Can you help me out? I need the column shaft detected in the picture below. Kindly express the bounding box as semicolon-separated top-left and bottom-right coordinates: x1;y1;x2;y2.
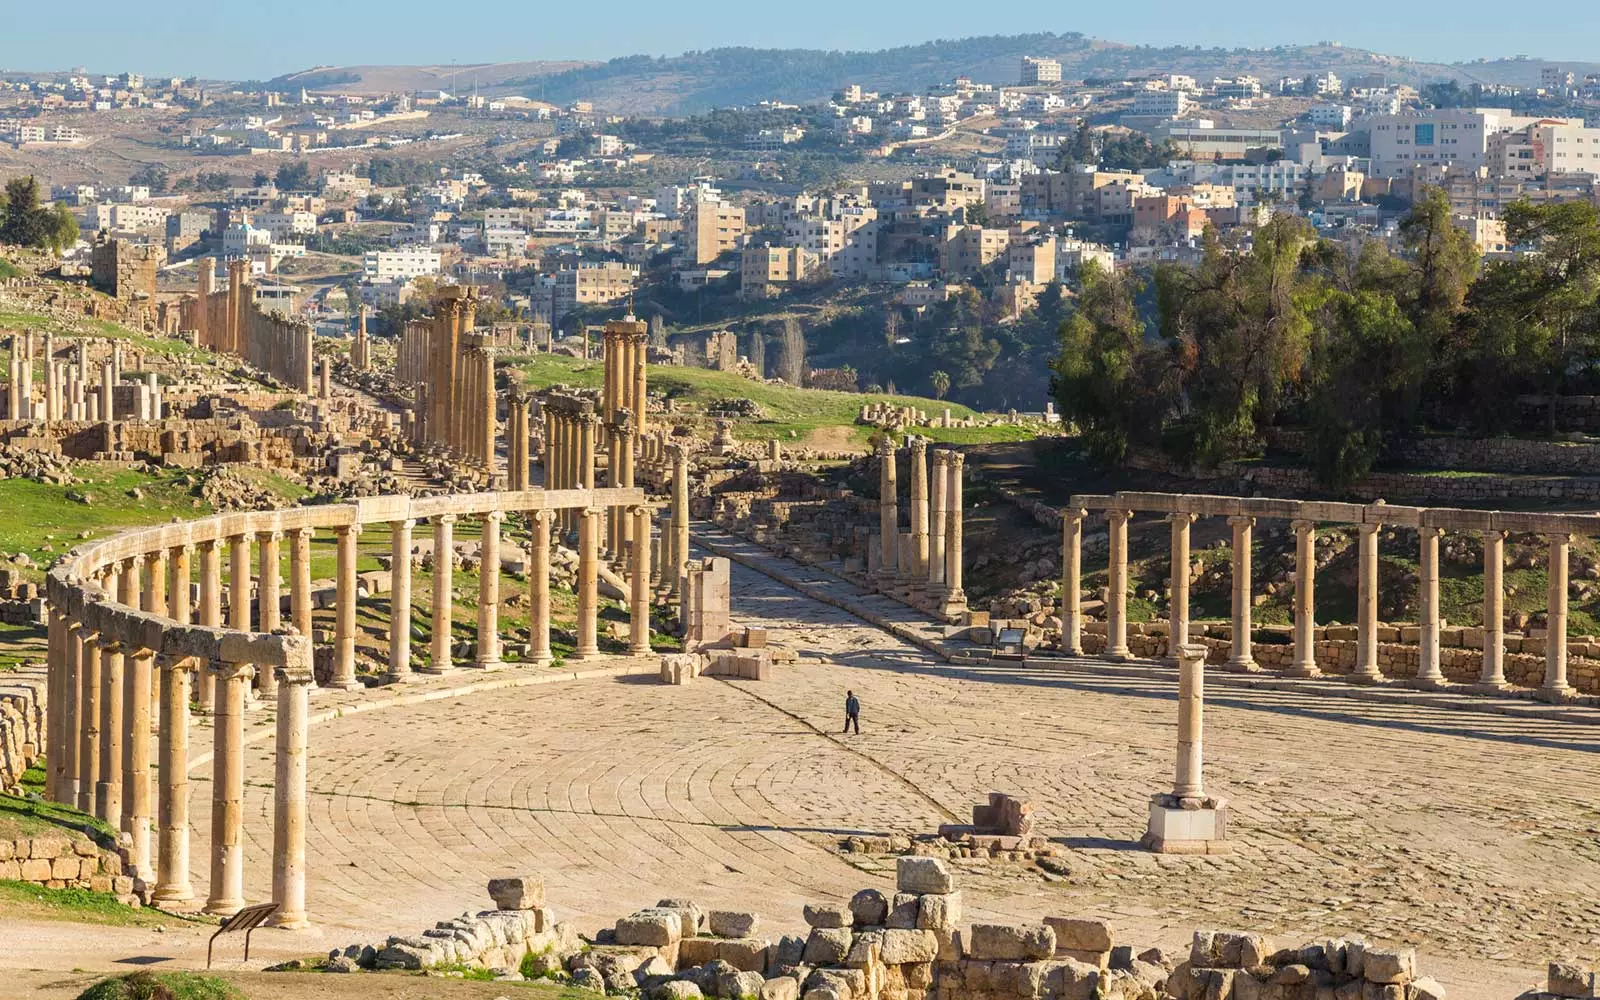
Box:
153;659;192;904
267;668;311;928
1352;524;1383;682
1226;516;1257;671
389;519;414;681
630;506;652;656
1289;520;1320;677
1061;509;1084;656
1416;527;1446;687
575;508;601;660
122;647;154;879
205;664;248;916
1479;530;1508;688
331;526;360;689
529;510;553;665
196;540;222;712
1105;511;1130;659
78;634;101;814
256;531;281;697
877;439;898;578
1543;533;1574;700
427;516;455;673
1168;514;1194;660
474;512;502;668
290;527;313;644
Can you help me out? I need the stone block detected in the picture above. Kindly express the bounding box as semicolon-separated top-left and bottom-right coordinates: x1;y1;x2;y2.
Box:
887;892;920;929
770;933;805;970
50;857;79;880
849;888;888;927
879;929;938;965
1362;949;1415;985
896;855;954;894
715;937;769;973
676;937;718;969
967;923;1056;962
1192;930;1270;970
1046;917;1113;954
487;875;545;911
1550;963;1599;999
803;902;851;929
708;910;759;938
844;929;880;966
760;976;800;1000
19;858;50;881
915;891;961;931
1411;977;1448;1000
657;898;705;935
803;927;852;965
29;837;65;859
616;908;683;947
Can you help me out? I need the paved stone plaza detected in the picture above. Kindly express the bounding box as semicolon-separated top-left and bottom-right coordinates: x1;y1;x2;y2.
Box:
177;550;1600;997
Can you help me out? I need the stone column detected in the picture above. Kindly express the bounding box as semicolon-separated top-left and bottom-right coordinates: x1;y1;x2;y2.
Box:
909;438;929;579
929;451;948;592
425;515;455;673
256;530;281;697
670;445;690;599
1172;643;1206;803
152;656;193;905
876;436;898;578
330;525;361;690
579;412;597;490
388;519;414;681
205;661;249;917
168;545;192;624
122;644;155;879
1225;516;1257;672
1543;533;1575;702
290;527;313;644
196;539;222;712
228;533;251;632
96;639;124;824
268;665;312;929
1416;526;1447;688
942;452;966;615
474;511;503;669
630;505;652;656
1061;507;1085;656
144;549;167;617
100;360;114;422
78;629;101;815
529;509;553;666
1478;530;1509;690
1105;510;1131;659
1168;513;1195;661
1351;523;1384;683
575;507;601;660
1288;519;1320;677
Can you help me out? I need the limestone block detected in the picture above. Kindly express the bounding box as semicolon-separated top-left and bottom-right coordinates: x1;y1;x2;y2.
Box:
723;970;765;998
1191;930;1269;970
896;856;954;894
879;929;939;965
760;976;801;1000
967;923;1056;962
487;875;545;911
19;858;50;881
714;937;769;973
887;892;920;929
1045;917;1113;954
677;937;719;969
30;837;66;859
657;898;706;935
845;929;880;966
617;908;684;947
50;857;79;880
850;888;888;927
1411;977;1448;1000
803;902;852;929
803;967;866;998
1362;949;1415;985
803;927;852;965
708;910;759;938
915;891;962;931
1549;963;1598;999
769;934;806;970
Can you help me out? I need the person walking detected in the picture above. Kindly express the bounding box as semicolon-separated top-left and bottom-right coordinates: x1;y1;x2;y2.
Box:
843;690;861;734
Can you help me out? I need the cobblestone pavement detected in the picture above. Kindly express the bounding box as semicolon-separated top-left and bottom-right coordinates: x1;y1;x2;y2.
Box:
160;534;1600;997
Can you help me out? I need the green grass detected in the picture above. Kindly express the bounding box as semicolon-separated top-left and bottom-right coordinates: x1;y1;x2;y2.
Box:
76;971;244;1000
0;260;19;280
0;880;185;929
0;791;117;843
0;308;209;362
508;353;1038;447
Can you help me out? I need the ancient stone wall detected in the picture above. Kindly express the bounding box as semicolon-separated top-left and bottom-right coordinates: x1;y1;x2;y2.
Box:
88;237;163;301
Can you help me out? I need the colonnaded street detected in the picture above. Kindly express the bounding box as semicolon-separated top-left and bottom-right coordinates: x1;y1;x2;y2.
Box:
143;545;1600;999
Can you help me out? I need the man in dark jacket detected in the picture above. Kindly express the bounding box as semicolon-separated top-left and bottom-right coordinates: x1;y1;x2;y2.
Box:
844;690;861;734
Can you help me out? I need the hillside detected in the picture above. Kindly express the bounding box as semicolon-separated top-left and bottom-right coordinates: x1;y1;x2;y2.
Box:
271;35;1600;115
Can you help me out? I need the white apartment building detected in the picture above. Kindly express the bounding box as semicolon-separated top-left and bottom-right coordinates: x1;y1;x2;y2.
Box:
222;223;272;257
1131;90;1190;118
94;203;167;233
1020;56;1062;86
783;206;879;278
1530;121;1600;176
363;246;442;281
1366;108;1545;178
254;211;317;239
1309;104;1353;129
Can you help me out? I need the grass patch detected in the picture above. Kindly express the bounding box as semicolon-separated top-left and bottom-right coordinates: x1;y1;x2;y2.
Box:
508;353;1034;447
0;791;117;843
0;308;208;361
0;880;185;929
76;971;244;1000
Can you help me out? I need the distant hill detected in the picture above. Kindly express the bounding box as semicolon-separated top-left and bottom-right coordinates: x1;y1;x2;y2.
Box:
259;34;1600;115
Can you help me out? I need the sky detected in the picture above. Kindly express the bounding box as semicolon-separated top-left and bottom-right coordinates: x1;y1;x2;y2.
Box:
2;0;1598;81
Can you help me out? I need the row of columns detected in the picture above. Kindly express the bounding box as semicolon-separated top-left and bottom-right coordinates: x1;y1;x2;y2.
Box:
7;333;139;422
1062;507;1576;701
544;394;598;534
875;436;966;617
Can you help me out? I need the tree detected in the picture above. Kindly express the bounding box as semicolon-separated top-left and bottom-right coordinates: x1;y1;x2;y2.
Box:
1305;290;1416;487
252;171;270;188
45;202;78;253
930;370;951;400
1051;261;1157;461
275;160;312;191
0;176;52;249
1395;185;1479;420
776;318;805;385
747;330;766;376
129;163;170;193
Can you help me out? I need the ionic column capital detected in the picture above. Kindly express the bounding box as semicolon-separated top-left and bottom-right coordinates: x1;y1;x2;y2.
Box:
290;526;315;540
256;528;283;542
210;660;255;681
1290;518;1317;533
1547;532;1574;545
1227;515;1254;528
1168;512;1198;525
528;508;552;526
483;510;506;525
392;517;416;531
196;536;222;553
1107;509;1133;525
273;665;315;687
334;523;362;538
1357;522;1382;536
1420;525;1445;539
1061;506;1087;523
434;513;457;526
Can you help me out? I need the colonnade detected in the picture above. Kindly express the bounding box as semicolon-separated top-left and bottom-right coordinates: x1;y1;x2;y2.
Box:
1061;491;1589;702
184;257;313;393
543;392;598;535
5;332;143;422
44;485;649;929
876;436;967;618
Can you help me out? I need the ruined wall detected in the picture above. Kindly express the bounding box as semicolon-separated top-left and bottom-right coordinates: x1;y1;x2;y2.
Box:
88;237;163;301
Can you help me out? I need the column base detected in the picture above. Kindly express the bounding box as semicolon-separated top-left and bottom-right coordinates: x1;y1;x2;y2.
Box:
204;898;245;918
1283;663;1321;678
1102;647;1131;662
1409;675;1450;691
629;645;652;658
527;653;554;667
571;649;602;662
1144;795;1231;855
415;664;454;675
1538;684;1578;704
323;678;362;691
1347;669;1387;685
265;912;311;930
151;886;199;909
383;670;412;684
1472;679;1512;694
1224;658;1261;674
470;659;504;671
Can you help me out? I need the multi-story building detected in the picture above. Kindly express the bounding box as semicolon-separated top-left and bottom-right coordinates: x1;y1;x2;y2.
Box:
1007;238;1056;284
1309;104;1353;130
939;225;1011;278
552;261;640;321
1366;108;1547;178
362;246;442;281
682;196;746;265
1131;90;1190;118
783;206;879;278
739;245;818;299
254;211;317;239
94;203;168;233
1020;57;1062;86
1155;123;1284;160
910;169;985;213
223;223;272;257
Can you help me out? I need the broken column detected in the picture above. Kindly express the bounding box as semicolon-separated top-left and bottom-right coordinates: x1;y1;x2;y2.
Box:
1143;643;1230;854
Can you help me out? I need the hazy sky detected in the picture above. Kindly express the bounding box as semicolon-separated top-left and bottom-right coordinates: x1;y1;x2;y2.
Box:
3;0;1597;80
